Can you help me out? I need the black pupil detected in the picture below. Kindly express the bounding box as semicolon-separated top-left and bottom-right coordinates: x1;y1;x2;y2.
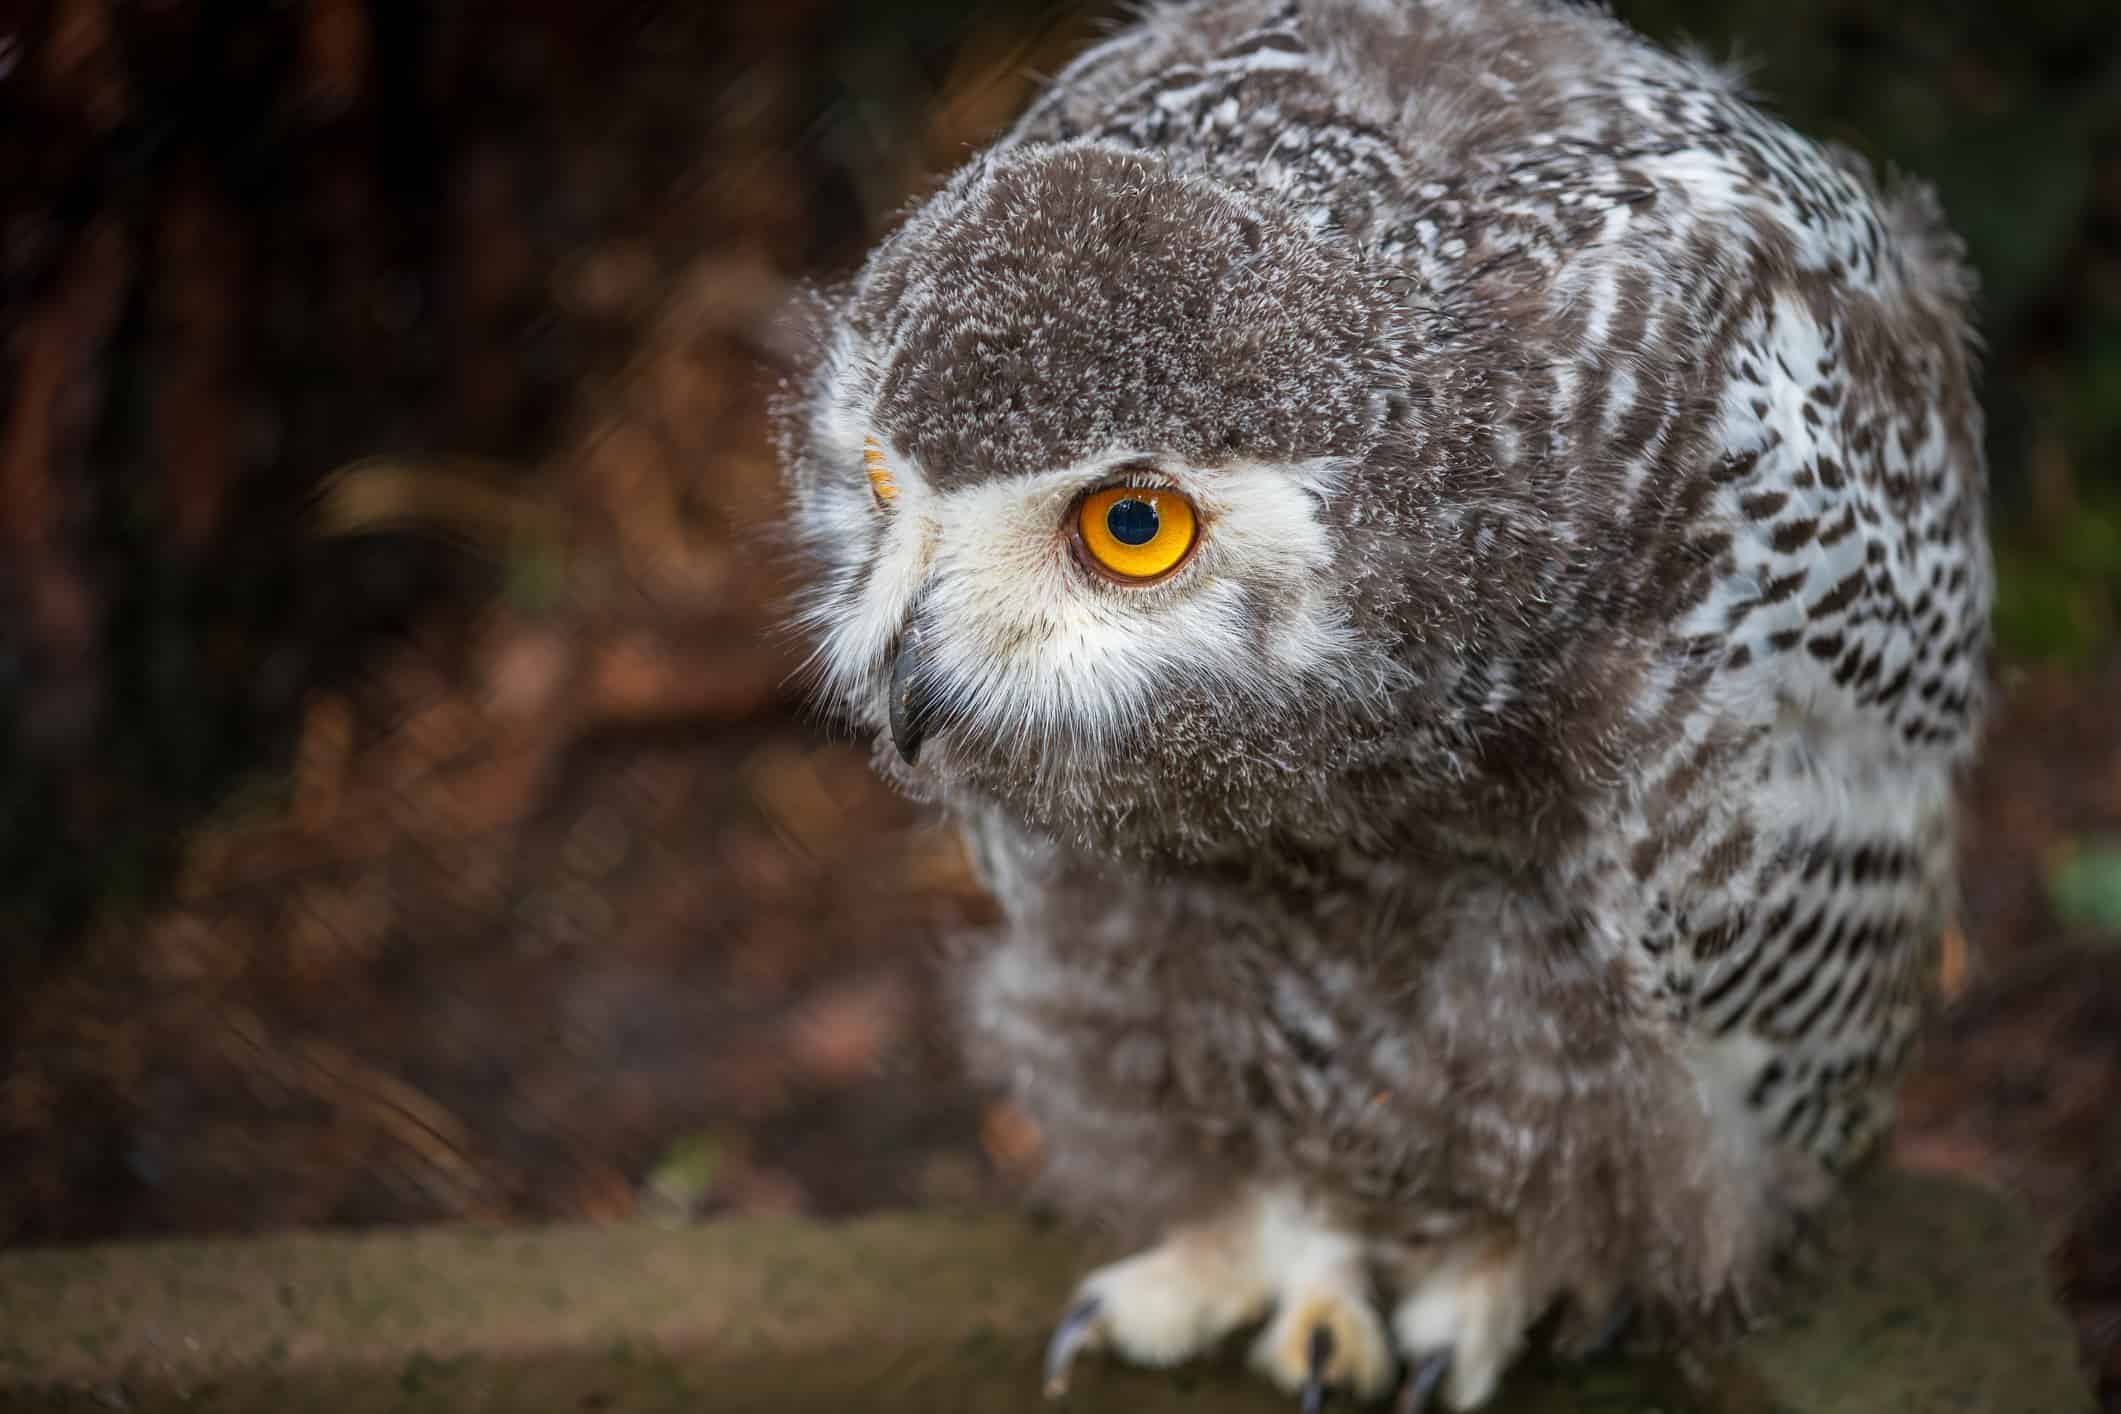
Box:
1106;497;1160;546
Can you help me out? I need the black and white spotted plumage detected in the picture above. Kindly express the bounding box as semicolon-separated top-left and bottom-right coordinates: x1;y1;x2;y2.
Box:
777;0;1990;1404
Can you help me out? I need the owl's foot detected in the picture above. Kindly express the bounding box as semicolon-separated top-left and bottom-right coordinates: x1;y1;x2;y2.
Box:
1043;1189;1394;1408
1041;1211;1274;1396
1384;1232;1532;1411
1248;1268;1395;1410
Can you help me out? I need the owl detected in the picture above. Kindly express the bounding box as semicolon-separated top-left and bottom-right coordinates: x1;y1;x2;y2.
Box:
775;0;1991;1408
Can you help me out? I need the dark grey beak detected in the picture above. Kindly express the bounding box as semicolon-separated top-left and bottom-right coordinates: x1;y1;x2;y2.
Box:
888;608;939;765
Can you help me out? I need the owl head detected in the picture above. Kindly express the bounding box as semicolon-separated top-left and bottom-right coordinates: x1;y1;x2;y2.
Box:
779;141;1465;864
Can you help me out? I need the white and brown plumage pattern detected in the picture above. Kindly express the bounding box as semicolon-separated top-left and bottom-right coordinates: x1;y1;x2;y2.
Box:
777;1;1991;1407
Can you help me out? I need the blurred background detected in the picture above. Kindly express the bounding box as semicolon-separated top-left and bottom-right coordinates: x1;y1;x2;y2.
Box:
0;0;2117;1404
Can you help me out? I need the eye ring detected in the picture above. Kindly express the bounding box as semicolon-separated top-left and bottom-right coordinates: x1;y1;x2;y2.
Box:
1069;484;1201;585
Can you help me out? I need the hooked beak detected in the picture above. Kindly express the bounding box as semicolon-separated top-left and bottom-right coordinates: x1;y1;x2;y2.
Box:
888;600;939;765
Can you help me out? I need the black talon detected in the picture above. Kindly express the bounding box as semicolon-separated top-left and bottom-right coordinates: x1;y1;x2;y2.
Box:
1299;1324;1335;1414
1043;1295;1104;1399
1583;1298;1638;1359
1395;1351;1450;1414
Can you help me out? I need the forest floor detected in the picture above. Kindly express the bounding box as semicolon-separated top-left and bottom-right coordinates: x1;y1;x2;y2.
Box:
1;2;2118;1410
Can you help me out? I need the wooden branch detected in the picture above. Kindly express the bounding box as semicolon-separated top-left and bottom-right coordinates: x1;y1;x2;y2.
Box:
0;1168;2092;1413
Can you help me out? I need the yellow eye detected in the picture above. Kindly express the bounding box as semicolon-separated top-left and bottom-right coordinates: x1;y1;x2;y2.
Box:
863;438;897;506
1074;486;1199;583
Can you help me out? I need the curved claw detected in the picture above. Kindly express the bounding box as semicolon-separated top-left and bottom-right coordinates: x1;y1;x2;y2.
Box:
1299;1324;1335;1414
1044;1295;1106;1398
1395;1350;1451;1414
1582;1298;1637;1359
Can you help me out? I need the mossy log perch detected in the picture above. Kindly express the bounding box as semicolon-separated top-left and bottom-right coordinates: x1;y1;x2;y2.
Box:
0;1167;2092;1412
